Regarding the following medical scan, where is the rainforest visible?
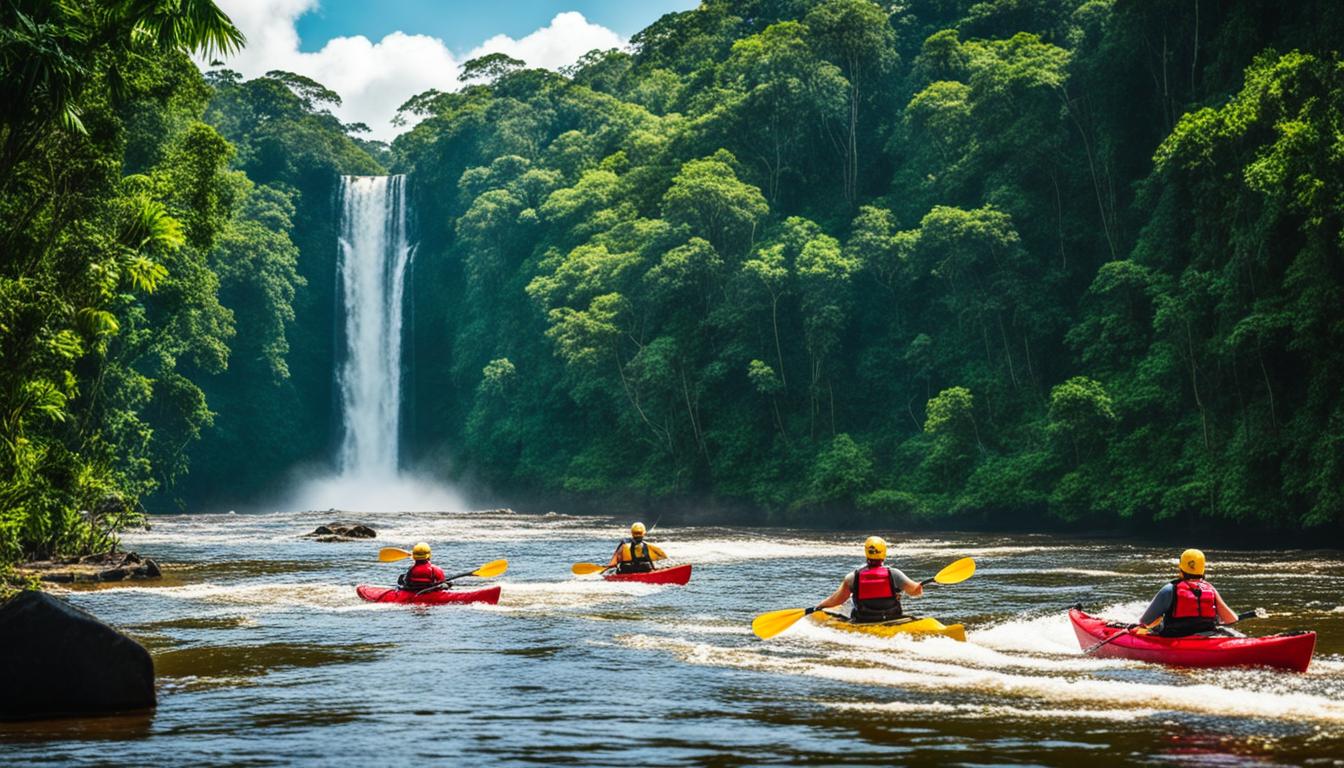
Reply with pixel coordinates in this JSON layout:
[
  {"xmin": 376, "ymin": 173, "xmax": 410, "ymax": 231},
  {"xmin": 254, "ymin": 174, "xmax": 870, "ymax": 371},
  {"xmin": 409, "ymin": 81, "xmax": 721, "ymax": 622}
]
[{"xmin": 5, "ymin": 0, "xmax": 1344, "ymax": 569}]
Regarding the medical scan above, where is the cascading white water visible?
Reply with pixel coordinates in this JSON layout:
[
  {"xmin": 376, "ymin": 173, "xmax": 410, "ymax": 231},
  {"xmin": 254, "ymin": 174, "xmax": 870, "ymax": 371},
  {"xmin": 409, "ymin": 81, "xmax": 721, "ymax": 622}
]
[
  {"xmin": 336, "ymin": 175, "xmax": 411, "ymax": 479},
  {"xmin": 291, "ymin": 175, "xmax": 461, "ymax": 512}
]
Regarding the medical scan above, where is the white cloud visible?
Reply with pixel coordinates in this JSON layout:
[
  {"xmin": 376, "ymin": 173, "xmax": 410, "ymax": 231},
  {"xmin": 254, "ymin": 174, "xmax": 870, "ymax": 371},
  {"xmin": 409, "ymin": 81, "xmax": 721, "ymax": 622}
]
[
  {"xmin": 209, "ymin": 2, "xmax": 627, "ymax": 141},
  {"xmin": 465, "ymin": 11, "xmax": 623, "ymax": 71}
]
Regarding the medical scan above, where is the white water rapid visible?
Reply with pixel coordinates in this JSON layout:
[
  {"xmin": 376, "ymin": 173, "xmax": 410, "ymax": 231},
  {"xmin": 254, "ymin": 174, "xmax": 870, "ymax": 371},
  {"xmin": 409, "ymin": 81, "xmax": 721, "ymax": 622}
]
[{"xmin": 292, "ymin": 175, "xmax": 460, "ymax": 512}]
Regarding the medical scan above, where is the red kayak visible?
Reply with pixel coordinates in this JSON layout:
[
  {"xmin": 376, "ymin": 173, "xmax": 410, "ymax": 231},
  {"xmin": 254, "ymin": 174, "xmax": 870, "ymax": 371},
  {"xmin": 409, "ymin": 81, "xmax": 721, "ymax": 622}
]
[
  {"xmin": 603, "ymin": 563, "xmax": 692, "ymax": 585},
  {"xmin": 355, "ymin": 585, "xmax": 502, "ymax": 605},
  {"xmin": 1069, "ymin": 608, "xmax": 1315, "ymax": 672}
]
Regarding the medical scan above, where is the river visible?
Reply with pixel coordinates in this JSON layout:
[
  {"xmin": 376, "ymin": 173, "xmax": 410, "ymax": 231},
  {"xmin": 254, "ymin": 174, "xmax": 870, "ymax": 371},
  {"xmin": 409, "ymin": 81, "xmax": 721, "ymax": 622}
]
[{"xmin": 4, "ymin": 509, "xmax": 1343, "ymax": 765}]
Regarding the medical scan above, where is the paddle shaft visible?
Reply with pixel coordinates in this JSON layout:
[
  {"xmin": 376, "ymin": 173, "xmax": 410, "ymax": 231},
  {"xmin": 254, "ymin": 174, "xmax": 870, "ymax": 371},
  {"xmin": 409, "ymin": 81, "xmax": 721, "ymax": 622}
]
[
  {"xmin": 1085, "ymin": 609, "xmax": 1263, "ymax": 654},
  {"xmin": 410, "ymin": 567, "xmax": 497, "ymax": 594},
  {"xmin": 443, "ymin": 568, "xmax": 483, "ymax": 582}
]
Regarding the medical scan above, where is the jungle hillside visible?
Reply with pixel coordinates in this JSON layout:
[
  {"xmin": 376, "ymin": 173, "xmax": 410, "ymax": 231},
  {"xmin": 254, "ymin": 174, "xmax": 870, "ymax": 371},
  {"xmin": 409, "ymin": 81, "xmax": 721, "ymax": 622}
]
[{"xmin": 4, "ymin": 0, "xmax": 1344, "ymax": 566}]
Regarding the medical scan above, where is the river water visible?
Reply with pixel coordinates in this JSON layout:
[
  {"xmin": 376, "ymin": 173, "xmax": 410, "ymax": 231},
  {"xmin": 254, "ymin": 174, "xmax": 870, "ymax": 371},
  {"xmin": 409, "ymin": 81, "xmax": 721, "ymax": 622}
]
[{"xmin": 4, "ymin": 509, "xmax": 1343, "ymax": 766}]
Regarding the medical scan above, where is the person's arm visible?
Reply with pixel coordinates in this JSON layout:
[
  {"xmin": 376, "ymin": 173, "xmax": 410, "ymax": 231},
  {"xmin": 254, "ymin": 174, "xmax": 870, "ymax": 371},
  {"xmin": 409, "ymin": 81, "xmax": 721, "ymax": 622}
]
[
  {"xmin": 889, "ymin": 568, "xmax": 923, "ymax": 598},
  {"xmin": 814, "ymin": 578, "xmax": 852, "ymax": 610},
  {"xmin": 1214, "ymin": 593, "xmax": 1237, "ymax": 624},
  {"xmin": 648, "ymin": 544, "xmax": 668, "ymax": 560},
  {"xmin": 606, "ymin": 543, "xmax": 623, "ymax": 568},
  {"xmin": 1136, "ymin": 585, "xmax": 1173, "ymax": 631}
]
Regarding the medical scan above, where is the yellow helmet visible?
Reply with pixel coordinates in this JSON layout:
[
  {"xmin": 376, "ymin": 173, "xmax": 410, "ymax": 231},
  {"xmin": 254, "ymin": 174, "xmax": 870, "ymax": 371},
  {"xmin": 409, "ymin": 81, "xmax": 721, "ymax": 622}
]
[
  {"xmin": 630, "ymin": 522, "xmax": 646, "ymax": 537},
  {"xmin": 412, "ymin": 542, "xmax": 432, "ymax": 561},
  {"xmin": 1179, "ymin": 548, "xmax": 1206, "ymax": 577},
  {"xmin": 864, "ymin": 536, "xmax": 887, "ymax": 561}
]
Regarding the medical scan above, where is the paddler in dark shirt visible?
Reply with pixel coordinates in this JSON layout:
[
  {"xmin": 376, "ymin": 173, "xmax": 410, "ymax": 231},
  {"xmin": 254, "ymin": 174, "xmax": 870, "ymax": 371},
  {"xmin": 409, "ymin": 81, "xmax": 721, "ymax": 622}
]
[
  {"xmin": 1136, "ymin": 548, "xmax": 1238, "ymax": 637},
  {"xmin": 606, "ymin": 522, "xmax": 667, "ymax": 574},
  {"xmin": 812, "ymin": 536, "xmax": 923, "ymax": 623}
]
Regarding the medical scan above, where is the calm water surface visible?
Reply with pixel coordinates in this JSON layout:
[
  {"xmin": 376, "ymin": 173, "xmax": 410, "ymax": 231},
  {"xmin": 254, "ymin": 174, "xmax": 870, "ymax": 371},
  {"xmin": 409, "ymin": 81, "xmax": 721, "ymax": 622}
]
[{"xmin": 3, "ymin": 510, "xmax": 1343, "ymax": 766}]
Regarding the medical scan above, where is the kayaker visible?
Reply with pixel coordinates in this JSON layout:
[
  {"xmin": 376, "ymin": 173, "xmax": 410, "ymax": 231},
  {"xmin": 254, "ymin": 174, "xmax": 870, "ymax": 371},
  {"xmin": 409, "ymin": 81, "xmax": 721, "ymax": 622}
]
[
  {"xmin": 812, "ymin": 536, "xmax": 923, "ymax": 623},
  {"xmin": 1136, "ymin": 548, "xmax": 1239, "ymax": 637},
  {"xmin": 607, "ymin": 522, "xmax": 667, "ymax": 574},
  {"xmin": 397, "ymin": 542, "xmax": 447, "ymax": 591}
]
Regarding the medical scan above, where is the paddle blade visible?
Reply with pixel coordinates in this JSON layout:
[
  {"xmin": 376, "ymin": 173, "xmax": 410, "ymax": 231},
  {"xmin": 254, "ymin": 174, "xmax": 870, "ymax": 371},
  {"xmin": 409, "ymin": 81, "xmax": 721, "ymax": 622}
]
[
  {"xmin": 571, "ymin": 563, "xmax": 608, "ymax": 575},
  {"xmin": 933, "ymin": 557, "xmax": 976, "ymax": 585},
  {"xmin": 752, "ymin": 608, "xmax": 808, "ymax": 640},
  {"xmin": 379, "ymin": 547, "xmax": 412, "ymax": 562},
  {"xmin": 473, "ymin": 559, "xmax": 508, "ymax": 578}
]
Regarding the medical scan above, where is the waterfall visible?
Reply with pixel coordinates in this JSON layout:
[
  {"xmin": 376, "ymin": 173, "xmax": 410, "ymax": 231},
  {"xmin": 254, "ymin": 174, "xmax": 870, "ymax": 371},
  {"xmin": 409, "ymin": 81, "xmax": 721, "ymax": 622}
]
[
  {"xmin": 336, "ymin": 175, "xmax": 411, "ymax": 479},
  {"xmin": 292, "ymin": 175, "xmax": 460, "ymax": 512}
]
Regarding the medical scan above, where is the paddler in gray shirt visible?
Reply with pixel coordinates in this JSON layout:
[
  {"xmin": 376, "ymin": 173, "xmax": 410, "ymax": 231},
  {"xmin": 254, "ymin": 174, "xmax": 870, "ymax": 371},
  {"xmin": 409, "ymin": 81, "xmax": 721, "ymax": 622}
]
[
  {"xmin": 811, "ymin": 536, "xmax": 923, "ymax": 623},
  {"xmin": 1136, "ymin": 548, "xmax": 1239, "ymax": 637}
]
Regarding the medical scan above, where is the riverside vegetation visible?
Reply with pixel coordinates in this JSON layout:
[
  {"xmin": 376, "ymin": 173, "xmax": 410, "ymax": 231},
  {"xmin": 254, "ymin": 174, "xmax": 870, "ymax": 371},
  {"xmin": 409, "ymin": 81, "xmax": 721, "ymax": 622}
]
[{"xmin": 3, "ymin": 0, "xmax": 1344, "ymax": 568}]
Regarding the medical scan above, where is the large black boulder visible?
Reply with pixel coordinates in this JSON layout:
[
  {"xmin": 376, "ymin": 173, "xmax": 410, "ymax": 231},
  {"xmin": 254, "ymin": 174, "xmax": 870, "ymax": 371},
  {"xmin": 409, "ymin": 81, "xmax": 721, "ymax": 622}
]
[{"xmin": 0, "ymin": 591, "xmax": 155, "ymax": 720}]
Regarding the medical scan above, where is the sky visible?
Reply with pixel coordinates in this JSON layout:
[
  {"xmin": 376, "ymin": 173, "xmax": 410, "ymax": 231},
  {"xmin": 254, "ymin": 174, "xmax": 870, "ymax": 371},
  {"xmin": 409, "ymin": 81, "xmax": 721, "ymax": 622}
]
[{"xmin": 210, "ymin": 1, "xmax": 699, "ymax": 141}]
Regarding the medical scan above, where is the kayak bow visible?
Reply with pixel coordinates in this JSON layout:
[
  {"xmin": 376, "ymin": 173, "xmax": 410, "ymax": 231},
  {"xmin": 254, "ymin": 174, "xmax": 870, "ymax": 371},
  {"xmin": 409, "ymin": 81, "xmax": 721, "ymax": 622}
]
[
  {"xmin": 809, "ymin": 611, "xmax": 967, "ymax": 642},
  {"xmin": 601, "ymin": 563, "xmax": 692, "ymax": 585},
  {"xmin": 355, "ymin": 585, "xmax": 502, "ymax": 605},
  {"xmin": 1068, "ymin": 608, "xmax": 1314, "ymax": 672}
]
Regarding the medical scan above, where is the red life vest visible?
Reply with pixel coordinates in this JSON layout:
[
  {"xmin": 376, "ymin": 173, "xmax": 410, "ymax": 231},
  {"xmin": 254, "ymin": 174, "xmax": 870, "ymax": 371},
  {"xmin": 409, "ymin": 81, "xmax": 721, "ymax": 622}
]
[
  {"xmin": 1170, "ymin": 578, "xmax": 1217, "ymax": 618},
  {"xmin": 404, "ymin": 560, "xmax": 445, "ymax": 589},
  {"xmin": 851, "ymin": 565, "xmax": 902, "ymax": 621},
  {"xmin": 1161, "ymin": 577, "xmax": 1218, "ymax": 636}
]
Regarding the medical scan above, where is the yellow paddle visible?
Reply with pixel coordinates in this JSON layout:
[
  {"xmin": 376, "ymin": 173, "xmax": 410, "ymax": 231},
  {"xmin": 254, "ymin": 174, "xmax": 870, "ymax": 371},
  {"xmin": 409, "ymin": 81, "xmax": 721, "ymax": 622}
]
[
  {"xmin": 450, "ymin": 559, "xmax": 509, "ymax": 580},
  {"xmin": 918, "ymin": 556, "xmax": 975, "ymax": 586},
  {"xmin": 379, "ymin": 547, "xmax": 413, "ymax": 562},
  {"xmin": 751, "ymin": 557, "xmax": 977, "ymax": 640}
]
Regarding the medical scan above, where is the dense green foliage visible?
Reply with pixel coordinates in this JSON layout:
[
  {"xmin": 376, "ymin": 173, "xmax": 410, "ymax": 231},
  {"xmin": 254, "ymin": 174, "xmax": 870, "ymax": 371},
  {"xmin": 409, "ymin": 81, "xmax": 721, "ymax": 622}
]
[
  {"xmin": 0, "ymin": 0, "xmax": 376, "ymax": 561},
  {"xmin": 0, "ymin": 0, "xmax": 246, "ymax": 560},
  {"xmin": 392, "ymin": 0, "xmax": 1344, "ymax": 536},
  {"xmin": 4, "ymin": 0, "xmax": 1344, "ymax": 563},
  {"xmin": 178, "ymin": 66, "xmax": 383, "ymax": 508}
]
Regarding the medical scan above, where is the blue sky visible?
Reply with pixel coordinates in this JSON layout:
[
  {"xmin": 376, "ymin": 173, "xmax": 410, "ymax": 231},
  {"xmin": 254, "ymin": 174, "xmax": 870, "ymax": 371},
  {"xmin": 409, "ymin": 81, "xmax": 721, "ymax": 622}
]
[
  {"xmin": 213, "ymin": 0, "xmax": 700, "ymax": 140},
  {"xmin": 294, "ymin": 1, "xmax": 697, "ymax": 53}
]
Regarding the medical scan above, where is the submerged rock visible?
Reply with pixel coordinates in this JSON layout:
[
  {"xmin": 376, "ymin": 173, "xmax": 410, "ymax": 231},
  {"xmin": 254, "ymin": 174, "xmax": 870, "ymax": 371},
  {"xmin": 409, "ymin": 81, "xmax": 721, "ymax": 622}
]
[
  {"xmin": 0, "ymin": 591, "xmax": 155, "ymax": 720},
  {"xmin": 304, "ymin": 522, "xmax": 377, "ymax": 541}
]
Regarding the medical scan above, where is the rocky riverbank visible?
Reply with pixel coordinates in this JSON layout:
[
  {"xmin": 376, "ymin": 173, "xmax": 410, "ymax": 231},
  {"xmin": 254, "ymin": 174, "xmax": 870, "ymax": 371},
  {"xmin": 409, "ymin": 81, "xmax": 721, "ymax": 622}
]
[{"xmin": 16, "ymin": 551, "xmax": 162, "ymax": 585}]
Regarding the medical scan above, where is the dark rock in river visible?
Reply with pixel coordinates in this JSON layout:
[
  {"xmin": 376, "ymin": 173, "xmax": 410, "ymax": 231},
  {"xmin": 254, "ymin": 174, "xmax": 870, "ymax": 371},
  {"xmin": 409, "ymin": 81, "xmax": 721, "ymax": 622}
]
[
  {"xmin": 0, "ymin": 591, "xmax": 155, "ymax": 720},
  {"xmin": 304, "ymin": 522, "xmax": 377, "ymax": 541}
]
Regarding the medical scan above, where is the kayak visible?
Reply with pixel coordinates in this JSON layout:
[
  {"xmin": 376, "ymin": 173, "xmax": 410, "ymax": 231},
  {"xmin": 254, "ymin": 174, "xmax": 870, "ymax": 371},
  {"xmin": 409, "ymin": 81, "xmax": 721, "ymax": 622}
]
[
  {"xmin": 809, "ymin": 611, "xmax": 966, "ymax": 642},
  {"xmin": 1068, "ymin": 608, "xmax": 1315, "ymax": 672},
  {"xmin": 355, "ymin": 585, "xmax": 502, "ymax": 605},
  {"xmin": 602, "ymin": 563, "xmax": 692, "ymax": 585}
]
